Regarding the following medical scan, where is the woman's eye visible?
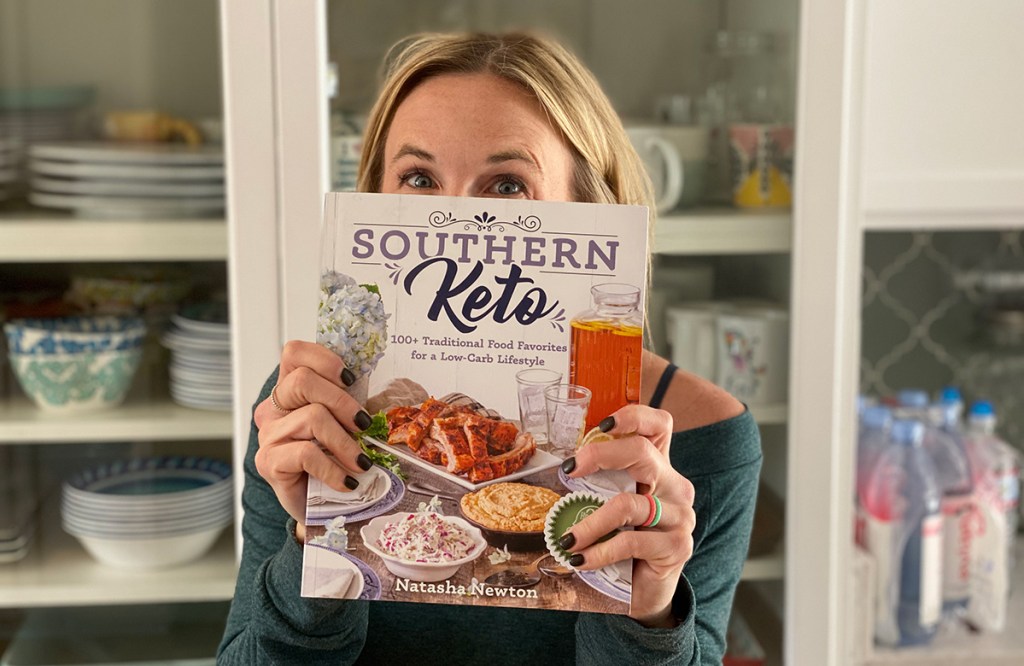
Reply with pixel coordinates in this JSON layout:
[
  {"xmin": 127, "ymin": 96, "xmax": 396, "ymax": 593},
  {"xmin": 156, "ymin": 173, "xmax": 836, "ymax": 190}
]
[
  {"xmin": 492, "ymin": 178, "xmax": 525, "ymax": 196},
  {"xmin": 402, "ymin": 172, "xmax": 435, "ymax": 189}
]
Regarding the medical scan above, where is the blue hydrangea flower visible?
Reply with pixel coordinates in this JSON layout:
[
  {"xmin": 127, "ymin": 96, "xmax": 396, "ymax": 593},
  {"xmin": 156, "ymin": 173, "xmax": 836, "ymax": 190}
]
[{"xmin": 317, "ymin": 271, "xmax": 389, "ymax": 378}]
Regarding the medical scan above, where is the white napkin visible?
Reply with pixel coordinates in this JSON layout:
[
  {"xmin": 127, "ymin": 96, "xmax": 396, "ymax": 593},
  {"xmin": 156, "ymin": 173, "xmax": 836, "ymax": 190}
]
[
  {"xmin": 308, "ymin": 565, "xmax": 359, "ymax": 599},
  {"xmin": 583, "ymin": 469, "xmax": 634, "ymax": 496},
  {"xmin": 597, "ymin": 559, "xmax": 632, "ymax": 592},
  {"xmin": 308, "ymin": 467, "xmax": 387, "ymax": 509}
]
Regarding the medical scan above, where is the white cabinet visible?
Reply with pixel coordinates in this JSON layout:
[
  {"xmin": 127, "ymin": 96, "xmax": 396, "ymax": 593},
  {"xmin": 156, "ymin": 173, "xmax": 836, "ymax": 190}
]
[
  {"xmin": 0, "ymin": 0, "xmax": 237, "ymax": 638},
  {"xmin": 859, "ymin": 0, "xmax": 1024, "ymax": 223},
  {"xmin": 789, "ymin": 1, "xmax": 1024, "ymax": 665}
]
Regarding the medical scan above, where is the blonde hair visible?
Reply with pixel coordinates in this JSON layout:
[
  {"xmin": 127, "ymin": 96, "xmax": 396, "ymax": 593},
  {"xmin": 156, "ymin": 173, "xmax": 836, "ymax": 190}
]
[{"xmin": 357, "ymin": 32, "xmax": 654, "ymax": 213}]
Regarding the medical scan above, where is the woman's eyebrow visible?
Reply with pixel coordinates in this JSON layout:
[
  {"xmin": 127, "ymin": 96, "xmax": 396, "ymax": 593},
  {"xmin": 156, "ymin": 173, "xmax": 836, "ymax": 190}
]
[
  {"xmin": 391, "ymin": 144, "xmax": 434, "ymax": 163},
  {"xmin": 488, "ymin": 149, "xmax": 542, "ymax": 172}
]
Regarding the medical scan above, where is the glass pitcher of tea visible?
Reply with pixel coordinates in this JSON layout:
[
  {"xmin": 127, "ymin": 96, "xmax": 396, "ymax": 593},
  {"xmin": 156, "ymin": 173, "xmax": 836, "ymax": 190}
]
[{"xmin": 569, "ymin": 283, "xmax": 643, "ymax": 431}]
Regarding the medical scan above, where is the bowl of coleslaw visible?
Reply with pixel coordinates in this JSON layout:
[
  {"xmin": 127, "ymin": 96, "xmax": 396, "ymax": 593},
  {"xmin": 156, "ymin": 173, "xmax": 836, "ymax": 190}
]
[{"xmin": 360, "ymin": 511, "xmax": 487, "ymax": 582}]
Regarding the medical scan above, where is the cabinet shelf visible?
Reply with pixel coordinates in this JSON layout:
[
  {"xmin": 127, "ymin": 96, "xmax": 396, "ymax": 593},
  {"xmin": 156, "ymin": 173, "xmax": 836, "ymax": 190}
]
[
  {"xmin": 653, "ymin": 208, "xmax": 792, "ymax": 255},
  {"xmin": 0, "ymin": 212, "xmax": 228, "ymax": 262},
  {"xmin": 0, "ymin": 528, "xmax": 237, "ymax": 608},
  {"xmin": 741, "ymin": 545, "xmax": 785, "ymax": 581},
  {"xmin": 859, "ymin": 538, "xmax": 1024, "ymax": 666},
  {"xmin": 0, "ymin": 394, "xmax": 233, "ymax": 444},
  {"xmin": 750, "ymin": 404, "xmax": 788, "ymax": 426}
]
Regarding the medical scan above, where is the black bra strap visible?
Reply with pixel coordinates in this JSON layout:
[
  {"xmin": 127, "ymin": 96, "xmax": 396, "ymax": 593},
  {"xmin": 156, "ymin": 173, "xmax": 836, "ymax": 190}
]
[{"xmin": 649, "ymin": 363, "xmax": 678, "ymax": 409}]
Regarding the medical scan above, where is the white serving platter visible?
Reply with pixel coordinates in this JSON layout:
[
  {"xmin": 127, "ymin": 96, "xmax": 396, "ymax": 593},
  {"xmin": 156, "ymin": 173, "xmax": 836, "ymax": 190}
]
[{"xmin": 367, "ymin": 435, "xmax": 562, "ymax": 491}]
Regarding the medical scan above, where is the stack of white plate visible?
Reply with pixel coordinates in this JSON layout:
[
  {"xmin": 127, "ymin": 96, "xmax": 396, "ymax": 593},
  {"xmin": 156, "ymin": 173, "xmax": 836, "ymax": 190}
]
[
  {"xmin": 1, "ymin": 448, "xmax": 36, "ymax": 565},
  {"xmin": 28, "ymin": 142, "xmax": 225, "ymax": 219},
  {"xmin": 162, "ymin": 302, "xmax": 231, "ymax": 411},
  {"xmin": 0, "ymin": 137, "xmax": 18, "ymax": 202},
  {"xmin": 1, "ymin": 86, "xmax": 94, "ymax": 193},
  {"xmin": 61, "ymin": 456, "xmax": 233, "ymax": 570}
]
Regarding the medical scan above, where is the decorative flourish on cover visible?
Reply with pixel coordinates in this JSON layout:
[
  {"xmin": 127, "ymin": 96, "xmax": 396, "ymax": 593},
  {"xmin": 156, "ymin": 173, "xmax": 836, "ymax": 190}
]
[
  {"xmin": 385, "ymin": 263, "xmax": 404, "ymax": 286},
  {"xmin": 429, "ymin": 210, "xmax": 542, "ymax": 233},
  {"xmin": 548, "ymin": 307, "xmax": 567, "ymax": 333}
]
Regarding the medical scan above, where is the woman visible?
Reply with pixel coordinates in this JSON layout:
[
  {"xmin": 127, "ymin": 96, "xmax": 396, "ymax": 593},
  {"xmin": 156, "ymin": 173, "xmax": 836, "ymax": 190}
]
[{"xmin": 218, "ymin": 32, "xmax": 761, "ymax": 665}]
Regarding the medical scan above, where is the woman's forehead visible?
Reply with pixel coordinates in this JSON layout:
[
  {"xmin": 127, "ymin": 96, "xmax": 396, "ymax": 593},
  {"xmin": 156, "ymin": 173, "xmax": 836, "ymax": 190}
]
[{"xmin": 385, "ymin": 72, "xmax": 568, "ymax": 163}]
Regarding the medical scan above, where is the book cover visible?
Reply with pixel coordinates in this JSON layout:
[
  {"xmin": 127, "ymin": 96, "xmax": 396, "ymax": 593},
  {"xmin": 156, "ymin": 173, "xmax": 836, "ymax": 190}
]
[{"xmin": 301, "ymin": 192, "xmax": 648, "ymax": 615}]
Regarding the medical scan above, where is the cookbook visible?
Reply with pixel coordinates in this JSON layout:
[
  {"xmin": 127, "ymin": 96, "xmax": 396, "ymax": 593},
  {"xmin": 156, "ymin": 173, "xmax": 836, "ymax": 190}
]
[{"xmin": 301, "ymin": 192, "xmax": 648, "ymax": 615}]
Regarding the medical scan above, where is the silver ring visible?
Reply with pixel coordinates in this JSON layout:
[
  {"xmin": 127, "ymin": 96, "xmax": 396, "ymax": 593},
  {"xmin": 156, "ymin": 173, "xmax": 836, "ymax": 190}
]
[{"xmin": 270, "ymin": 383, "xmax": 292, "ymax": 414}]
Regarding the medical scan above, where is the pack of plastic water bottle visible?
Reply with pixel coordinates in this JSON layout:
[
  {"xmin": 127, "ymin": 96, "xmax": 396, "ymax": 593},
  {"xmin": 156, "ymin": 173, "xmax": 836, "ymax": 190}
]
[{"xmin": 855, "ymin": 387, "xmax": 1021, "ymax": 646}]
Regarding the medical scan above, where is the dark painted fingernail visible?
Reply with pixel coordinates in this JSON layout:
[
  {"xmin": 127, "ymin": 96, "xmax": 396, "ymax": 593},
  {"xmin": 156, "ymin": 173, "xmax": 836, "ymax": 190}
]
[
  {"xmin": 356, "ymin": 453, "xmax": 373, "ymax": 471},
  {"xmin": 341, "ymin": 368, "xmax": 356, "ymax": 387},
  {"xmin": 560, "ymin": 457, "xmax": 576, "ymax": 475},
  {"xmin": 569, "ymin": 553, "xmax": 585, "ymax": 567},
  {"xmin": 344, "ymin": 475, "xmax": 360, "ymax": 490},
  {"xmin": 598, "ymin": 416, "xmax": 615, "ymax": 433},
  {"xmin": 354, "ymin": 410, "xmax": 373, "ymax": 430},
  {"xmin": 558, "ymin": 532, "xmax": 576, "ymax": 550}
]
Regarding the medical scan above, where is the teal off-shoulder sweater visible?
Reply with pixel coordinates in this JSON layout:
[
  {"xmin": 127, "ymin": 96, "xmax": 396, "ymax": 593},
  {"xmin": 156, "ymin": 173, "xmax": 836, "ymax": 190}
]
[{"xmin": 217, "ymin": 367, "xmax": 762, "ymax": 665}]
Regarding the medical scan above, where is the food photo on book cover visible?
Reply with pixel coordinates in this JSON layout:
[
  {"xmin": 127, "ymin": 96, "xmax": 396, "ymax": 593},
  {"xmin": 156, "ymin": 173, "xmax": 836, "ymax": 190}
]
[{"xmin": 301, "ymin": 192, "xmax": 648, "ymax": 615}]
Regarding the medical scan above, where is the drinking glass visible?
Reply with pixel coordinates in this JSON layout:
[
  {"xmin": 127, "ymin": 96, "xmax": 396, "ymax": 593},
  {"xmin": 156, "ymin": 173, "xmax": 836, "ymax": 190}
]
[
  {"xmin": 544, "ymin": 384, "xmax": 592, "ymax": 453},
  {"xmin": 515, "ymin": 368, "xmax": 562, "ymax": 443}
]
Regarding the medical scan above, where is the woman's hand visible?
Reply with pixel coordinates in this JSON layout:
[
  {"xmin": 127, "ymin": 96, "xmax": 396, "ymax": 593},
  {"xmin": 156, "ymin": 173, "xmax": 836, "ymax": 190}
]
[
  {"xmin": 253, "ymin": 341, "xmax": 374, "ymax": 538},
  {"xmin": 559, "ymin": 405, "xmax": 695, "ymax": 628}
]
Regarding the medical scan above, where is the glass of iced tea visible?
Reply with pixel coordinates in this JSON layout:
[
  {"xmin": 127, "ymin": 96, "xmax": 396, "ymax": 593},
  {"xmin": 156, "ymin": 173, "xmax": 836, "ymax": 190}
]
[{"xmin": 544, "ymin": 383, "xmax": 592, "ymax": 454}]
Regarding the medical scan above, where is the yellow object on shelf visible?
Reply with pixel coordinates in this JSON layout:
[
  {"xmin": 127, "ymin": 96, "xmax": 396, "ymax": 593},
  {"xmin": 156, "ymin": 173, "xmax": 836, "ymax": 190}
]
[{"xmin": 104, "ymin": 110, "xmax": 203, "ymax": 146}]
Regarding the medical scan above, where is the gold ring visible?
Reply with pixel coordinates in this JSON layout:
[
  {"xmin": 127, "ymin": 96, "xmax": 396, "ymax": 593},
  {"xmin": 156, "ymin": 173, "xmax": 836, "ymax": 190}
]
[{"xmin": 270, "ymin": 383, "xmax": 292, "ymax": 414}]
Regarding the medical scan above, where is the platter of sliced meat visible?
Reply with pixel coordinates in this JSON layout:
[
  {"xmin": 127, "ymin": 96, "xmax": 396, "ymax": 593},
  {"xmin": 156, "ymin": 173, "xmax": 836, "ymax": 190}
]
[{"xmin": 375, "ymin": 396, "xmax": 562, "ymax": 491}]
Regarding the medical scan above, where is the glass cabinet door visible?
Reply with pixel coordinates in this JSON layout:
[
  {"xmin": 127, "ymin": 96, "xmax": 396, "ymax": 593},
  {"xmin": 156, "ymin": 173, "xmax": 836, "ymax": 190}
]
[{"xmin": 0, "ymin": 1, "xmax": 234, "ymax": 661}]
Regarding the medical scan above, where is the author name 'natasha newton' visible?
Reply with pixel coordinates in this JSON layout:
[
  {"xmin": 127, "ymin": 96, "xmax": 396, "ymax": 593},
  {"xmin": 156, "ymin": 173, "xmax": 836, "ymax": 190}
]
[{"xmin": 395, "ymin": 577, "xmax": 539, "ymax": 599}]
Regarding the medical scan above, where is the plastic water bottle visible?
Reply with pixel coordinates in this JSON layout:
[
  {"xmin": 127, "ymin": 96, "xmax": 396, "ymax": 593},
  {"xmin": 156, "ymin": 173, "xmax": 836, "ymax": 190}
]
[
  {"xmin": 862, "ymin": 419, "xmax": 943, "ymax": 646},
  {"xmin": 928, "ymin": 402, "xmax": 974, "ymax": 613},
  {"xmin": 963, "ymin": 400, "xmax": 1020, "ymax": 632},
  {"xmin": 858, "ymin": 406, "xmax": 893, "ymax": 502},
  {"xmin": 856, "ymin": 406, "xmax": 893, "ymax": 549},
  {"xmin": 939, "ymin": 386, "xmax": 965, "ymax": 425},
  {"xmin": 896, "ymin": 388, "xmax": 930, "ymax": 417}
]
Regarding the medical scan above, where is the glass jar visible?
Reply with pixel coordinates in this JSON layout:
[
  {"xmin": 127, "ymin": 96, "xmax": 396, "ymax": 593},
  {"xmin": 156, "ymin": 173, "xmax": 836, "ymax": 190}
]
[
  {"xmin": 699, "ymin": 30, "xmax": 791, "ymax": 205},
  {"xmin": 568, "ymin": 284, "xmax": 643, "ymax": 432}
]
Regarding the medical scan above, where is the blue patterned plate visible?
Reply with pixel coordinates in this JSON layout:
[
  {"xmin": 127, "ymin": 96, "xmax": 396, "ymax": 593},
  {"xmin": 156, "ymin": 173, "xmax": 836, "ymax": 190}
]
[
  {"xmin": 304, "ymin": 544, "xmax": 382, "ymax": 601},
  {"xmin": 577, "ymin": 563, "xmax": 631, "ymax": 605}
]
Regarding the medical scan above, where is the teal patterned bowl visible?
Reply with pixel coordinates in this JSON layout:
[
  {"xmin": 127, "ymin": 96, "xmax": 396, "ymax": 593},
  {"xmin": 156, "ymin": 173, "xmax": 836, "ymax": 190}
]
[{"xmin": 8, "ymin": 348, "xmax": 142, "ymax": 412}]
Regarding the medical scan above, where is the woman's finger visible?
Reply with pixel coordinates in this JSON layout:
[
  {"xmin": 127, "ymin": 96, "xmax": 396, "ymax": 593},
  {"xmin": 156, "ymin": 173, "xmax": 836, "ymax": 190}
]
[
  {"xmin": 568, "ymin": 527, "xmax": 693, "ymax": 573},
  {"xmin": 255, "ymin": 438, "xmax": 360, "ymax": 495},
  {"xmin": 598, "ymin": 404, "xmax": 673, "ymax": 454},
  {"xmin": 560, "ymin": 492, "xmax": 687, "ymax": 552},
  {"xmin": 279, "ymin": 339, "xmax": 356, "ymax": 389},
  {"xmin": 568, "ymin": 435, "xmax": 673, "ymax": 493},
  {"xmin": 270, "ymin": 365, "xmax": 371, "ymax": 432},
  {"xmin": 259, "ymin": 403, "xmax": 372, "ymax": 476}
]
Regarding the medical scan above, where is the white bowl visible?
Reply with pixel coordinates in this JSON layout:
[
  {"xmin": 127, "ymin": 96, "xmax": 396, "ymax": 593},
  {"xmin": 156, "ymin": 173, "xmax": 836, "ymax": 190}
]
[
  {"xmin": 62, "ymin": 511, "xmax": 232, "ymax": 538},
  {"xmin": 72, "ymin": 524, "xmax": 226, "ymax": 570},
  {"xmin": 360, "ymin": 512, "xmax": 486, "ymax": 583}
]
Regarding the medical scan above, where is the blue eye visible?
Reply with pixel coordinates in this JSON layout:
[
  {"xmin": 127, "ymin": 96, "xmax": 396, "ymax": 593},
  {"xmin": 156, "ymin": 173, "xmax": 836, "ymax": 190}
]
[
  {"xmin": 493, "ymin": 178, "xmax": 524, "ymax": 196},
  {"xmin": 402, "ymin": 172, "xmax": 435, "ymax": 189}
]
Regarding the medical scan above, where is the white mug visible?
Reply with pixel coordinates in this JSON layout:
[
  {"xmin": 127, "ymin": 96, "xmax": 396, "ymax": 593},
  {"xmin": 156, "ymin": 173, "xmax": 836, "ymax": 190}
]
[
  {"xmin": 627, "ymin": 126, "xmax": 683, "ymax": 214},
  {"xmin": 626, "ymin": 125, "xmax": 709, "ymax": 213},
  {"xmin": 665, "ymin": 302, "xmax": 731, "ymax": 382},
  {"xmin": 715, "ymin": 305, "xmax": 789, "ymax": 405}
]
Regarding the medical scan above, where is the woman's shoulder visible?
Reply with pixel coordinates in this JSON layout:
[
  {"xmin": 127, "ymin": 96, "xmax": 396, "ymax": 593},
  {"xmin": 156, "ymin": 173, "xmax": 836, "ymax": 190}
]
[
  {"xmin": 642, "ymin": 351, "xmax": 761, "ymax": 477},
  {"xmin": 641, "ymin": 351, "xmax": 744, "ymax": 431}
]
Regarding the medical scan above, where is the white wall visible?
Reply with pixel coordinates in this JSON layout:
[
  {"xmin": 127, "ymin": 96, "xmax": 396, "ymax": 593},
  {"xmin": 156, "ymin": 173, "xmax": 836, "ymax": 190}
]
[{"xmin": 0, "ymin": 0, "xmax": 221, "ymax": 122}]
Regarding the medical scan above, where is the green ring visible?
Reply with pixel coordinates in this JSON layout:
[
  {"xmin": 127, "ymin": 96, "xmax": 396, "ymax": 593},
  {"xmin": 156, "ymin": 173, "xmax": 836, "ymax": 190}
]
[{"xmin": 648, "ymin": 495, "xmax": 663, "ymax": 528}]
